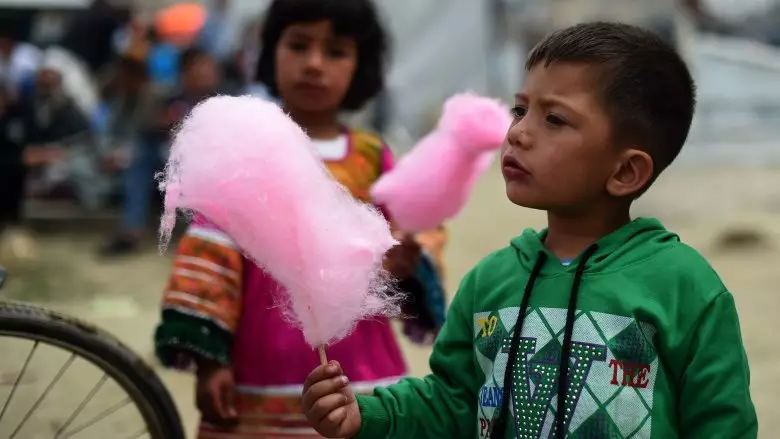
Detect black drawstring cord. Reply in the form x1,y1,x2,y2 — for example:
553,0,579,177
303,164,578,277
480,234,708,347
490,251,547,439
555,244,598,439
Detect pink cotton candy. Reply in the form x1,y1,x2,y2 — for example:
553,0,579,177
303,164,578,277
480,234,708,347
158,96,400,348
371,92,511,231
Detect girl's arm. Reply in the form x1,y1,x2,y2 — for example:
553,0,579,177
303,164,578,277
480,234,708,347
154,214,244,370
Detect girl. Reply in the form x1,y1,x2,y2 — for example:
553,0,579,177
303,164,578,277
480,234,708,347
154,1,447,438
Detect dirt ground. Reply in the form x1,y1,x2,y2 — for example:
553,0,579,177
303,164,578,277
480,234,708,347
1,163,778,438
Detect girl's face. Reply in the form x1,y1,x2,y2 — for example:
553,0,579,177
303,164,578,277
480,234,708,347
275,20,358,115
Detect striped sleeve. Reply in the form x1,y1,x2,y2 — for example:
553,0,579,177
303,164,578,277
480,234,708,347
154,217,244,369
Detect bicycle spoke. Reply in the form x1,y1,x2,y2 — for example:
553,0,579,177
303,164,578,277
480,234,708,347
9,353,76,438
0,341,39,425
54,373,108,438
58,397,132,439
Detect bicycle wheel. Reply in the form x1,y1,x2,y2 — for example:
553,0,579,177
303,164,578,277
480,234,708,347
0,301,185,439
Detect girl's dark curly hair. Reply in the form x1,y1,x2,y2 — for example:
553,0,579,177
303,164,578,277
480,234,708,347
255,0,390,111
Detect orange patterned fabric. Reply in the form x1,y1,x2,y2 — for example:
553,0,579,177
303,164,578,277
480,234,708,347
324,130,386,202
198,393,316,439
197,390,374,439
162,233,244,332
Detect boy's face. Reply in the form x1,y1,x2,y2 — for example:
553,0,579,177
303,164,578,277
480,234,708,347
274,20,357,114
502,62,636,213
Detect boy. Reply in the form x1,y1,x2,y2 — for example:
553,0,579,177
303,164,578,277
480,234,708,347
301,22,758,439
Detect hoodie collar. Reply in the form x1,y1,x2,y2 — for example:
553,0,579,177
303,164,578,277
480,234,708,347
510,217,675,276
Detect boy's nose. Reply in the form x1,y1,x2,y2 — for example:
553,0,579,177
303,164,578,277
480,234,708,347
506,121,532,150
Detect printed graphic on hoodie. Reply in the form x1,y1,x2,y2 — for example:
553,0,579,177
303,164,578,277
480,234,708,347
475,307,658,438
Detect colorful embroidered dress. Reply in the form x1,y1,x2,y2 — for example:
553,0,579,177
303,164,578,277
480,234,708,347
155,129,447,439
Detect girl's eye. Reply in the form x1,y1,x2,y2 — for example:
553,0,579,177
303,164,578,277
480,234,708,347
288,41,308,52
510,106,526,119
545,113,567,127
327,47,348,58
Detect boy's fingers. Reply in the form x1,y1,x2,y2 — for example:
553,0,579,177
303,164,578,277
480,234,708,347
303,375,349,410
303,361,342,390
309,393,350,423
341,387,357,403
324,406,348,430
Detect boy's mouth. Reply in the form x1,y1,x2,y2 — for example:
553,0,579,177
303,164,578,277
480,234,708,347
502,154,531,180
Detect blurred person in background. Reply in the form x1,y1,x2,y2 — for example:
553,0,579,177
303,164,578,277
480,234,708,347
0,87,37,262
0,87,27,231
0,27,41,103
146,28,182,92
112,18,152,64
100,47,223,256
112,15,180,91
94,55,158,204
19,59,103,210
0,87,36,262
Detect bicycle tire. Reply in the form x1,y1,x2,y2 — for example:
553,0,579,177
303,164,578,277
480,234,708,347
0,301,186,439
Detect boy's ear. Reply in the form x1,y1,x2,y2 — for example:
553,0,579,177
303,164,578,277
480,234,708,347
606,148,654,197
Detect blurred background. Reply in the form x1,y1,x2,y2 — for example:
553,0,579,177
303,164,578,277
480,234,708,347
0,0,778,437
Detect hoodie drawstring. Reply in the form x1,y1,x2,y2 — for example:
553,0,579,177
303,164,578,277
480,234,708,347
491,244,599,439
491,251,546,439
554,244,598,438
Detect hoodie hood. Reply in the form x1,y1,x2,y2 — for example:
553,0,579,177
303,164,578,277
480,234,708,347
510,217,679,276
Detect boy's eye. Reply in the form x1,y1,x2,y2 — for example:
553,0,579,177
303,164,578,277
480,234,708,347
545,113,567,127
510,106,526,119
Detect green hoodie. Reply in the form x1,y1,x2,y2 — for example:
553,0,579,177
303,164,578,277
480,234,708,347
355,218,756,439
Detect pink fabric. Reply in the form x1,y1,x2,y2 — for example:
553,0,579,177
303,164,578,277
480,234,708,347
233,264,406,386
380,144,395,173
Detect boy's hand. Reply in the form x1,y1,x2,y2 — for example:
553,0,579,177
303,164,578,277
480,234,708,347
302,361,361,438
196,361,239,427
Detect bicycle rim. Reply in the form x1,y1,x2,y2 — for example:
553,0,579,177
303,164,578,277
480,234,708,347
0,302,185,439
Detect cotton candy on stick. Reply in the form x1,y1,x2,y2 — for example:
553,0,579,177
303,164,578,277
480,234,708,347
371,92,512,232
158,96,400,364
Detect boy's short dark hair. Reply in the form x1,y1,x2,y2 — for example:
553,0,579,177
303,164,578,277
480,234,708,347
255,0,390,111
527,22,696,181
179,47,210,74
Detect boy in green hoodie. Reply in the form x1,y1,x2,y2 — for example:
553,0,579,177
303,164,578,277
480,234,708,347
301,22,758,439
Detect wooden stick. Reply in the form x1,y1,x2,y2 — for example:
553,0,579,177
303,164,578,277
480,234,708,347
318,345,328,366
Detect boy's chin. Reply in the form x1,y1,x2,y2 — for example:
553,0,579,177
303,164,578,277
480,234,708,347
505,186,548,211
506,192,548,210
